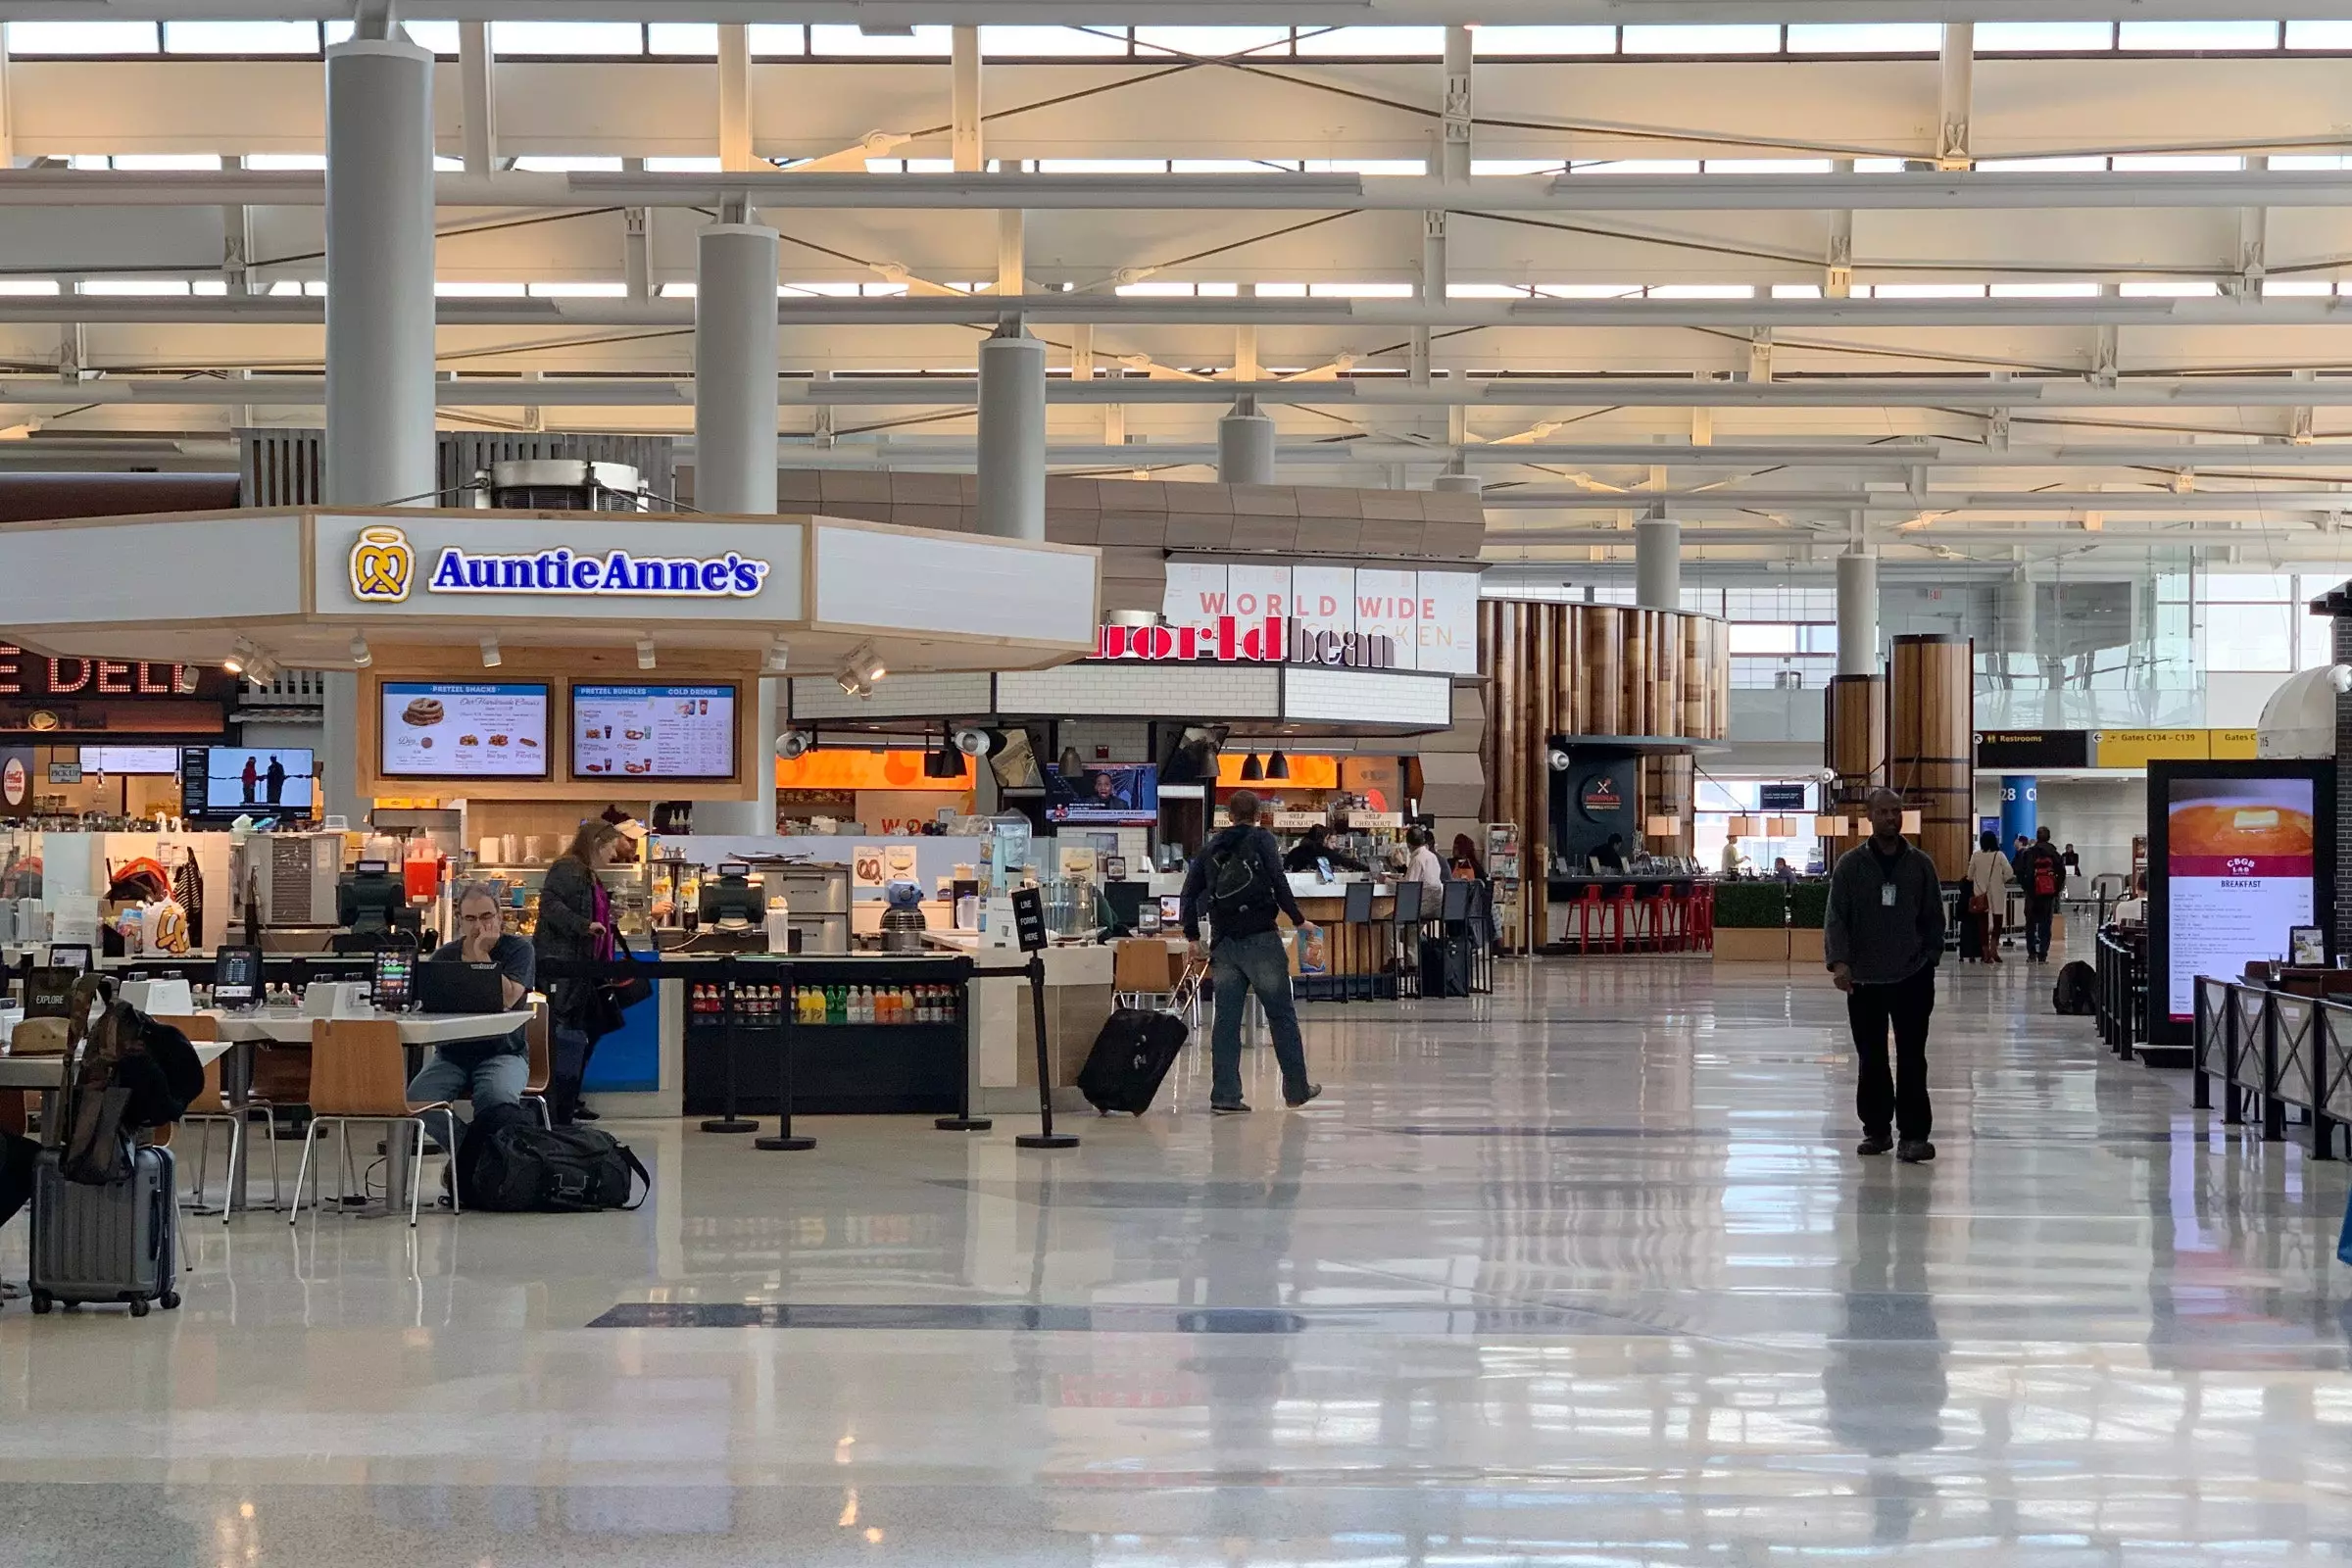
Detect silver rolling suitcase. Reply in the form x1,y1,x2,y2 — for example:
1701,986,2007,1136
28,1144,181,1317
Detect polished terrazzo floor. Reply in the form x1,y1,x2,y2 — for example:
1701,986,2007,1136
6,937,2352,1564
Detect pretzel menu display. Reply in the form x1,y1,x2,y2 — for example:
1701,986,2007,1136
378,682,551,779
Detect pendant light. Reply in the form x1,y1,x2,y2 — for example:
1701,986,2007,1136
1265,751,1291,781
1240,753,1264,781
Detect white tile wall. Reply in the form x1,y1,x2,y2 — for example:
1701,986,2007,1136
999,664,1282,717
1283,668,1452,727
1057,719,1152,760
787,671,993,720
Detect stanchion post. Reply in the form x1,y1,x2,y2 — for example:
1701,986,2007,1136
701,956,759,1134
757,957,814,1152
1007,888,1077,1151
936,957,992,1132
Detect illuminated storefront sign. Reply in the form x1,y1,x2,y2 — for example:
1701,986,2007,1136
1095,614,1397,668
350,524,770,604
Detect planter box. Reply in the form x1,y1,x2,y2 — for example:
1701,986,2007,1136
1713,926,1789,963
1788,927,1826,965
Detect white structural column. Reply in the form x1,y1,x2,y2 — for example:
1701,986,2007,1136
1936,23,1975,169
322,35,436,830
459,21,496,175
717,25,755,172
693,221,781,837
977,322,1047,540
325,38,435,509
1414,25,1471,387
1837,549,1880,677
1217,395,1276,485
1635,514,1681,611
952,26,983,172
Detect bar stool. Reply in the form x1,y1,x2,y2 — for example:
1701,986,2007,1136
1389,879,1424,998
1690,884,1715,952
1644,882,1688,953
1609,881,1645,953
1341,881,1376,1001
1569,882,1609,954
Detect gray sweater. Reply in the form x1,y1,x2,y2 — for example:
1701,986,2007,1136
1824,839,1946,985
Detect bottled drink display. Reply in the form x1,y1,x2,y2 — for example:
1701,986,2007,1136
688,976,960,1025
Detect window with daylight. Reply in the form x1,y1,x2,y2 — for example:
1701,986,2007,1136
7,21,159,54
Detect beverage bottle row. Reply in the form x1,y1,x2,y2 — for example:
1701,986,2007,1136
794,983,958,1025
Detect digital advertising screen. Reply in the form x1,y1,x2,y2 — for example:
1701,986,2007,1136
79,746,180,776
379,682,551,779
1045,762,1159,827
2149,760,2334,1040
571,684,738,781
180,745,315,817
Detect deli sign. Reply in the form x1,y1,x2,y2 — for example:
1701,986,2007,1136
1096,615,1397,669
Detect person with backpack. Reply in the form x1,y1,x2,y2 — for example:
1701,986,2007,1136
2014,826,2068,963
1181,789,1324,1116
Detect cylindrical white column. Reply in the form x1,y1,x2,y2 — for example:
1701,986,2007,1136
691,223,782,840
1837,548,1880,676
1996,566,2036,658
324,39,436,508
1216,401,1276,485
1635,516,1682,611
976,329,1047,540
694,223,780,515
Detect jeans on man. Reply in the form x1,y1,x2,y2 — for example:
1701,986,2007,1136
549,1024,596,1125
1208,928,1312,1107
407,1049,529,1153
1846,965,1935,1142
2023,896,2058,960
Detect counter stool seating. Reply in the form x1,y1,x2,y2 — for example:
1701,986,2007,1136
520,1001,553,1130
1342,880,1376,1001
1567,882,1610,954
1690,883,1715,953
169,1013,282,1220
290,1018,458,1228
1389,880,1424,999
1609,882,1645,953
1644,884,1690,953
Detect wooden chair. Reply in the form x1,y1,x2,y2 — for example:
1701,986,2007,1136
520,1000,553,1130
291,1018,456,1228
167,1014,281,1221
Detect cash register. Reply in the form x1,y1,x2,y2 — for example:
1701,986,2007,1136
336,859,417,947
692,862,767,954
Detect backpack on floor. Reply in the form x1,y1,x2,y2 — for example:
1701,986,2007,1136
458,1102,649,1213
2051,959,2097,1016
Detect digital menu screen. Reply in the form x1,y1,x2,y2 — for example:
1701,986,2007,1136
571,684,738,780
2162,773,2318,1019
379,682,550,779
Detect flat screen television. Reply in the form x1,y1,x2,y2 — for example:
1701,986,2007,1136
79,746,180,776
181,745,315,817
570,683,738,781
1045,762,1159,827
378,682,551,779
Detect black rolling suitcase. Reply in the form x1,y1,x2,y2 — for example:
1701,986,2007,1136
1419,934,1473,999
1078,1007,1189,1115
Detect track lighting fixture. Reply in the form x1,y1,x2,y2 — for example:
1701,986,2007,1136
349,633,371,669
636,636,657,671
479,634,501,668
763,635,791,674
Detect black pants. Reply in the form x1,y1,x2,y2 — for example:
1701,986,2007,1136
1847,966,1935,1142
2023,896,2057,960
550,1023,596,1125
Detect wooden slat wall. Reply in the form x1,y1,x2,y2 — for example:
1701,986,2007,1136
1821,673,1887,868
1886,634,1976,881
1639,752,1696,858
1480,600,1732,949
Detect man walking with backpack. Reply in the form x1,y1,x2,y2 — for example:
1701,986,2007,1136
1182,790,1323,1115
2014,825,2068,963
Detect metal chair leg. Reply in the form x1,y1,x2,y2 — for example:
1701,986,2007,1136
288,1119,321,1226
264,1111,282,1211
222,1116,241,1224
409,1119,423,1228
186,1118,212,1212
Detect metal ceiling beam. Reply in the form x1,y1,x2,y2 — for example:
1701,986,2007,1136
1487,523,2352,547
1480,488,2352,513
0,3,2334,23
21,166,2352,216
28,374,2352,413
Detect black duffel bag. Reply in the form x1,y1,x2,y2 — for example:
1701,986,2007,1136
458,1102,650,1212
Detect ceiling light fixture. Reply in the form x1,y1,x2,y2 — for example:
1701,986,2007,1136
479,634,501,668
221,636,257,675
349,633,371,669
1240,753,1263,781
1265,750,1291,781
763,635,791,674
835,642,885,697
636,636,657,671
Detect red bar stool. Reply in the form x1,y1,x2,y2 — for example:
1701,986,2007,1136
1690,884,1715,952
1570,884,1608,954
1645,884,1687,952
1610,882,1645,953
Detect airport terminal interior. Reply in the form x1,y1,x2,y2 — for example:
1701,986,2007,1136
4,5,2352,1563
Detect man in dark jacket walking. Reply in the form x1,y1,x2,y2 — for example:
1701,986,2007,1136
1182,790,1323,1115
2013,826,2068,962
1825,788,1947,1164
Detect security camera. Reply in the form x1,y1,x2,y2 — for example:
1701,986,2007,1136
953,725,992,757
1546,747,1572,772
775,729,815,760
2330,664,2352,695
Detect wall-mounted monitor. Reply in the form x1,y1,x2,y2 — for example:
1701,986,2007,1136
570,683,738,781
1045,762,1159,827
378,682,551,779
180,745,316,817
79,746,181,776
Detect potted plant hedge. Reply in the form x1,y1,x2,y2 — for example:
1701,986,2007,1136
1710,879,1788,962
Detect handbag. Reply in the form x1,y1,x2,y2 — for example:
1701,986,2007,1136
587,934,654,1039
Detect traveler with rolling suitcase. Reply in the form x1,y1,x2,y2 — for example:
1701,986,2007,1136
1077,960,1204,1115
1179,790,1324,1116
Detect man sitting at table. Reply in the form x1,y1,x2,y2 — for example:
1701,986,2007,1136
407,883,533,1158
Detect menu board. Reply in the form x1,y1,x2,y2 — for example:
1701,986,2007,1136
571,684,737,781
2162,774,2317,1020
379,682,550,779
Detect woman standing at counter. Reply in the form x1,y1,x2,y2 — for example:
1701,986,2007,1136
536,819,627,1125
